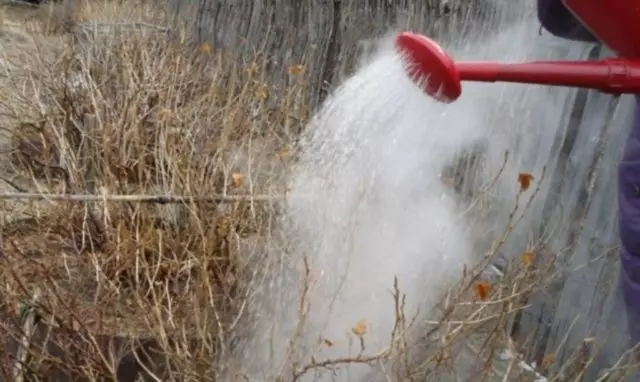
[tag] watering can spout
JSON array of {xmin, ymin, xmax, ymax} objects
[
  {"xmin": 457, "ymin": 60, "xmax": 640, "ymax": 92},
  {"xmin": 396, "ymin": 31, "xmax": 640, "ymax": 103}
]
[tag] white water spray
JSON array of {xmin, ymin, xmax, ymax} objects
[
  {"xmin": 282, "ymin": 40, "xmax": 477, "ymax": 378},
  {"xmin": 237, "ymin": 36, "xmax": 487, "ymax": 382},
  {"xmin": 236, "ymin": 11, "xmax": 595, "ymax": 381}
]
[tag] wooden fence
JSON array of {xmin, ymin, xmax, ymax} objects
[{"xmin": 163, "ymin": 0, "xmax": 518, "ymax": 108}]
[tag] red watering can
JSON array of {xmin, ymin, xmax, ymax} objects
[{"xmin": 396, "ymin": 0, "xmax": 640, "ymax": 103}]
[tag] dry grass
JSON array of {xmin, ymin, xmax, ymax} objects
[
  {"xmin": 0, "ymin": 1, "xmax": 304, "ymax": 379},
  {"xmin": 0, "ymin": 0, "xmax": 636, "ymax": 381}
]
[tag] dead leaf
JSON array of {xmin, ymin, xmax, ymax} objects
[
  {"xmin": 199, "ymin": 41, "xmax": 212, "ymax": 55},
  {"xmin": 255, "ymin": 84, "xmax": 269, "ymax": 100},
  {"xmin": 474, "ymin": 281, "xmax": 492, "ymax": 301},
  {"xmin": 246, "ymin": 63, "xmax": 260, "ymax": 76},
  {"xmin": 215, "ymin": 216, "xmax": 231, "ymax": 236},
  {"xmin": 158, "ymin": 108, "xmax": 172, "ymax": 118},
  {"xmin": 276, "ymin": 148, "xmax": 291, "ymax": 159},
  {"xmin": 288, "ymin": 64, "xmax": 305, "ymax": 76},
  {"xmin": 351, "ymin": 319, "xmax": 368, "ymax": 336},
  {"xmin": 518, "ymin": 172, "xmax": 534, "ymax": 192},
  {"xmin": 231, "ymin": 173, "xmax": 245, "ymax": 188},
  {"xmin": 522, "ymin": 251, "xmax": 536, "ymax": 267},
  {"xmin": 541, "ymin": 352, "xmax": 556, "ymax": 367}
]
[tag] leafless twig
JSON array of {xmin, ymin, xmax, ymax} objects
[{"xmin": 13, "ymin": 287, "xmax": 40, "ymax": 382}]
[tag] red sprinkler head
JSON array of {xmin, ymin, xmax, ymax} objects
[
  {"xmin": 396, "ymin": 32, "xmax": 461, "ymax": 103},
  {"xmin": 396, "ymin": 31, "xmax": 640, "ymax": 103}
]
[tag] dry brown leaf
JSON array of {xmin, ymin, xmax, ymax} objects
[
  {"xmin": 158, "ymin": 108, "xmax": 172, "ymax": 118},
  {"xmin": 522, "ymin": 251, "xmax": 536, "ymax": 267},
  {"xmin": 255, "ymin": 84, "xmax": 269, "ymax": 100},
  {"xmin": 199, "ymin": 41, "xmax": 212, "ymax": 55},
  {"xmin": 246, "ymin": 63, "xmax": 260, "ymax": 75},
  {"xmin": 541, "ymin": 352, "xmax": 556, "ymax": 367},
  {"xmin": 351, "ymin": 319, "xmax": 368, "ymax": 336},
  {"xmin": 474, "ymin": 281, "xmax": 492, "ymax": 301},
  {"xmin": 518, "ymin": 172, "xmax": 534, "ymax": 191},
  {"xmin": 276, "ymin": 148, "xmax": 291, "ymax": 159},
  {"xmin": 288, "ymin": 64, "xmax": 306, "ymax": 76},
  {"xmin": 231, "ymin": 173, "xmax": 245, "ymax": 188}
]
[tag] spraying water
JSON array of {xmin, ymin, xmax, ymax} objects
[
  {"xmin": 282, "ymin": 39, "xmax": 479, "ymax": 379},
  {"xmin": 232, "ymin": 5, "xmax": 634, "ymax": 381},
  {"xmin": 235, "ymin": 38, "xmax": 478, "ymax": 381}
]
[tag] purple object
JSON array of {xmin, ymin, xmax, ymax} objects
[
  {"xmin": 537, "ymin": 0, "xmax": 640, "ymax": 343},
  {"xmin": 620, "ymin": 101, "xmax": 640, "ymax": 343},
  {"xmin": 537, "ymin": 0, "xmax": 597, "ymax": 42}
]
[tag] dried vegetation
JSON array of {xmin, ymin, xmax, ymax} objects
[{"xmin": 0, "ymin": 0, "xmax": 636, "ymax": 381}]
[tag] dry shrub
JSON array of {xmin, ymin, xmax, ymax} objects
[{"xmin": 0, "ymin": 2, "xmax": 307, "ymax": 379}]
